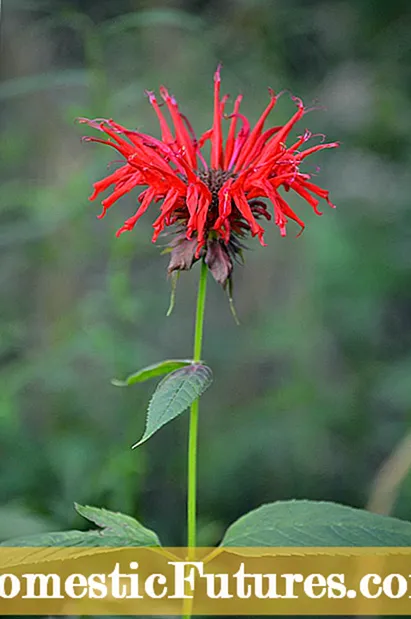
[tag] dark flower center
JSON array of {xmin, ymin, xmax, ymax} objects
[{"xmin": 198, "ymin": 169, "xmax": 235, "ymax": 210}]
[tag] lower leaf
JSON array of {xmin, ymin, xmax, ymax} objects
[
  {"xmin": 75, "ymin": 503, "xmax": 161, "ymax": 546},
  {"xmin": 1, "ymin": 504, "xmax": 162, "ymax": 551},
  {"xmin": 220, "ymin": 500, "xmax": 411, "ymax": 551}
]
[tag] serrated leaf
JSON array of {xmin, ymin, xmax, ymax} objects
[
  {"xmin": 0, "ymin": 530, "xmax": 125, "ymax": 548},
  {"xmin": 75, "ymin": 504, "xmax": 161, "ymax": 546},
  {"xmin": 1, "ymin": 505, "xmax": 161, "ymax": 553},
  {"xmin": 133, "ymin": 364, "xmax": 213, "ymax": 447},
  {"xmin": 0, "ymin": 530, "xmax": 156, "ymax": 570},
  {"xmin": 220, "ymin": 500, "xmax": 411, "ymax": 553},
  {"xmin": 111, "ymin": 359, "xmax": 194, "ymax": 386}
]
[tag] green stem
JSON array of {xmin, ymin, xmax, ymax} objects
[
  {"xmin": 187, "ymin": 259, "xmax": 208, "ymax": 551},
  {"xmin": 193, "ymin": 259, "xmax": 208, "ymax": 363},
  {"xmin": 183, "ymin": 260, "xmax": 207, "ymax": 619}
]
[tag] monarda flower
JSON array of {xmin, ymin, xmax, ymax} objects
[{"xmin": 80, "ymin": 67, "xmax": 338, "ymax": 286}]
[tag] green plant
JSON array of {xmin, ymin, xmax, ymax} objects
[{"xmin": 4, "ymin": 61, "xmax": 411, "ymax": 618}]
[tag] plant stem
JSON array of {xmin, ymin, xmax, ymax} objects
[
  {"xmin": 183, "ymin": 260, "xmax": 207, "ymax": 619},
  {"xmin": 187, "ymin": 260, "xmax": 208, "ymax": 552}
]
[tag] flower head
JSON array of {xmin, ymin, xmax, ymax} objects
[{"xmin": 80, "ymin": 66, "xmax": 338, "ymax": 285}]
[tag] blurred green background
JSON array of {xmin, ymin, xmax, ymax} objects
[{"xmin": 1, "ymin": 0, "xmax": 411, "ymax": 547}]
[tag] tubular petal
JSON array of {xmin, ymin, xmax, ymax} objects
[
  {"xmin": 146, "ymin": 91, "xmax": 175, "ymax": 144},
  {"xmin": 224, "ymin": 95, "xmax": 243, "ymax": 169},
  {"xmin": 300, "ymin": 180, "xmax": 335, "ymax": 207},
  {"xmin": 152, "ymin": 188, "xmax": 182, "ymax": 241},
  {"xmin": 160, "ymin": 87, "xmax": 197, "ymax": 169},
  {"xmin": 235, "ymin": 89, "xmax": 277, "ymax": 170},
  {"xmin": 89, "ymin": 164, "xmax": 135, "ymax": 200},
  {"xmin": 256, "ymin": 100, "xmax": 305, "ymax": 165},
  {"xmin": 116, "ymin": 188, "xmax": 156, "ymax": 236},
  {"xmin": 298, "ymin": 142, "xmax": 340, "ymax": 160},
  {"xmin": 291, "ymin": 181, "xmax": 322, "ymax": 215},
  {"xmin": 232, "ymin": 189, "xmax": 265, "ymax": 240},
  {"xmin": 211, "ymin": 64, "xmax": 223, "ymax": 169}
]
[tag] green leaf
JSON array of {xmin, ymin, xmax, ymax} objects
[
  {"xmin": 111, "ymin": 359, "xmax": 194, "ymax": 386},
  {"xmin": 220, "ymin": 500, "xmax": 411, "ymax": 551},
  {"xmin": 133, "ymin": 364, "xmax": 213, "ymax": 448},
  {"xmin": 0, "ymin": 531, "xmax": 150, "ymax": 570},
  {"xmin": 75, "ymin": 503, "xmax": 161, "ymax": 546},
  {"xmin": 1, "ymin": 505, "xmax": 161, "ymax": 550},
  {"xmin": 1, "ymin": 530, "xmax": 116, "ymax": 548}
]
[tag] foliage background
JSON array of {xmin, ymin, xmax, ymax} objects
[{"xmin": 1, "ymin": 0, "xmax": 411, "ymax": 549}]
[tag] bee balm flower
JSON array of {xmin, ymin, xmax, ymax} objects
[{"xmin": 80, "ymin": 67, "xmax": 338, "ymax": 286}]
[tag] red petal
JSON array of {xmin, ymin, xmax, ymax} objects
[
  {"xmin": 275, "ymin": 192, "xmax": 306, "ymax": 235},
  {"xmin": 89, "ymin": 164, "xmax": 134, "ymax": 201},
  {"xmin": 146, "ymin": 91, "xmax": 175, "ymax": 145},
  {"xmin": 227, "ymin": 112, "xmax": 251, "ymax": 170},
  {"xmin": 211, "ymin": 64, "xmax": 223, "ymax": 169},
  {"xmin": 194, "ymin": 191, "xmax": 212, "ymax": 256},
  {"xmin": 291, "ymin": 181, "xmax": 322, "ymax": 215},
  {"xmin": 260, "ymin": 179, "xmax": 305, "ymax": 234},
  {"xmin": 232, "ymin": 189, "xmax": 266, "ymax": 244},
  {"xmin": 235, "ymin": 89, "xmax": 277, "ymax": 170},
  {"xmin": 160, "ymin": 87, "xmax": 197, "ymax": 169},
  {"xmin": 152, "ymin": 188, "xmax": 182, "ymax": 242},
  {"xmin": 224, "ymin": 95, "xmax": 243, "ymax": 169},
  {"xmin": 299, "ymin": 180, "xmax": 335, "ymax": 208},
  {"xmin": 297, "ymin": 142, "xmax": 340, "ymax": 160},
  {"xmin": 116, "ymin": 188, "xmax": 156, "ymax": 236},
  {"xmin": 256, "ymin": 98, "xmax": 305, "ymax": 166},
  {"xmin": 100, "ymin": 175, "xmax": 142, "ymax": 212}
]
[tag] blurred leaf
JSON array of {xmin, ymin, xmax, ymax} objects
[
  {"xmin": 101, "ymin": 9, "xmax": 203, "ymax": 36},
  {"xmin": 197, "ymin": 518, "xmax": 225, "ymax": 547},
  {"xmin": 0, "ymin": 181, "xmax": 33, "ymax": 212},
  {"xmin": 11, "ymin": 0, "xmax": 53, "ymax": 9},
  {"xmin": 111, "ymin": 359, "xmax": 194, "ymax": 387},
  {"xmin": 0, "ymin": 70, "xmax": 89, "ymax": 100},
  {"xmin": 133, "ymin": 364, "xmax": 213, "ymax": 448},
  {"xmin": 220, "ymin": 501, "xmax": 411, "ymax": 550},
  {"xmin": 0, "ymin": 505, "xmax": 59, "ymax": 542},
  {"xmin": 375, "ymin": 357, "xmax": 411, "ymax": 409},
  {"xmin": 75, "ymin": 503, "xmax": 161, "ymax": 546}
]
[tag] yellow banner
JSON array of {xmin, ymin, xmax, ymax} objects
[{"xmin": 2, "ymin": 547, "xmax": 411, "ymax": 614}]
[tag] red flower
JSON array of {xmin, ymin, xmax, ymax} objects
[{"xmin": 80, "ymin": 67, "xmax": 338, "ymax": 285}]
